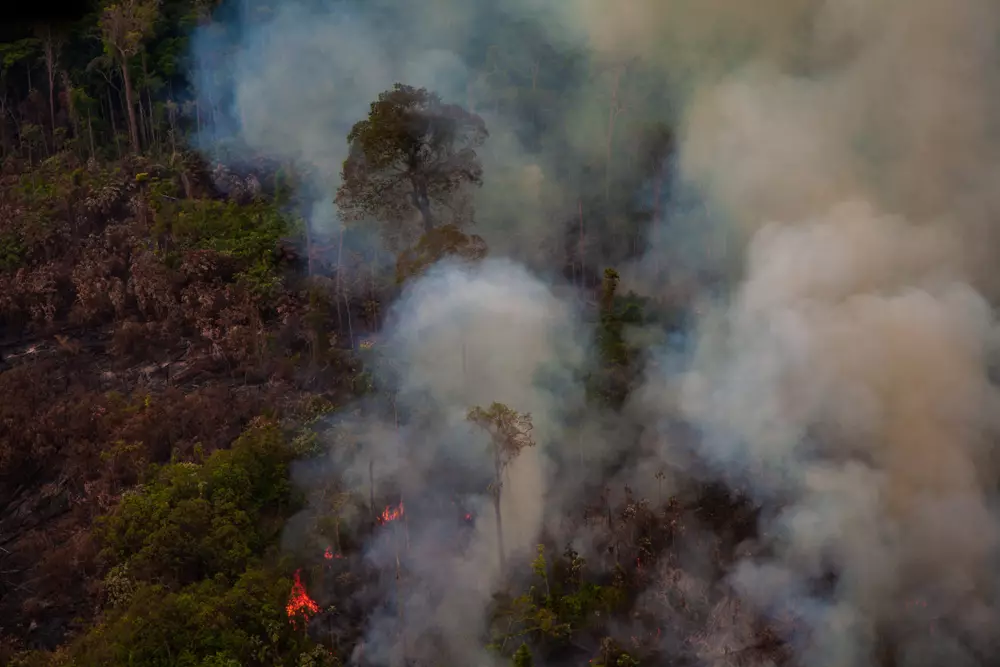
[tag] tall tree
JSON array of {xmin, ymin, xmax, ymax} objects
[
  {"xmin": 35, "ymin": 25, "xmax": 65, "ymax": 145},
  {"xmin": 467, "ymin": 402, "xmax": 535, "ymax": 576},
  {"xmin": 99, "ymin": 0, "xmax": 159, "ymax": 153},
  {"xmin": 336, "ymin": 84, "xmax": 488, "ymax": 244}
]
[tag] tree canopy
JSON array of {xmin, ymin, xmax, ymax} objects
[{"xmin": 335, "ymin": 84, "xmax": 488, "ymax": 246}]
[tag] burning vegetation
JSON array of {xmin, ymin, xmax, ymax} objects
[
  {"xmin": 2, "ymin": 0, "xmax": 1000, "ymax": 665},
  {"xmin": 286, "ymin": 569, "xmax": 321, "ymax": 629},
  {"xmin": 377, "ymin": 502, "xmax": 404, "ymax": 525}
]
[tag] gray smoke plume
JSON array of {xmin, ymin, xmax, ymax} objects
[
  {"xmin": 191, "ymin": 0, "xmax": 1000, "ymax": 665},
  {"xmin": 294, "ymin": 258, "xmax": 588, "ymax": 666},
  {"xmin": 616, "ymin": 0, "xmax": 1000, "ymax": 665}
]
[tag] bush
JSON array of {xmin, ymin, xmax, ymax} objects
[
  {"xmin": 153, "ymin": 198, "xmax": 298, "ymax": 272},
  {"xmin": 57, "ymin": 422, "xmax": 325, "ymax": 667},
  {"xmin": 97, "ymin": 422, "xmax": 297, "ymax": 586},
  {"xmin": 68, "ymin": 567, "xmax": 314, "ymax": 667}
]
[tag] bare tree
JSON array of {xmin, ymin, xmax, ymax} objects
[{"xmin": 467, "ymin": 402, "xmax": 535, "ymax": 576}]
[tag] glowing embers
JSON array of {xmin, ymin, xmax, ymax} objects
[
  {"xmin": 286, "ymin": 569, "xmax": 320, "ymax": 628},
  {"xmin": 324, "ymin": 547, "xmax": 343, "ymax": 560},
  {"xmin": 377, "ymin": 501, "xmax": 404, "ymax": 524}
]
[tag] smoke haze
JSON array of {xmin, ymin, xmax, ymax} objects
[{"xmin": 191, "ymin": 0, "xmax": 1000, "ymax": 665}]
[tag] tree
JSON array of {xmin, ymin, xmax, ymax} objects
[
  {"xmin": 589, "ymin": 268, "xmax": 646, "ymax": 409},
  {"xmin": 35, "ymin": 25, "xmax": 65, "ymax": 146},
  {"xmin": 99, "ymin": 0, "xmax": 159, "ymax": 153},
  {"xmin": 467, "ymin": 402, "xmax": 535, "ymax": 576},
  {"xmin": 336, "ymin": 84, "xmax": 489, "ymax": 244},
  {"xmin": 0, "ymin": 38, "xmax": 40, "ymax": 157},
  {"xmin": 394, "ymin": 223, "xmax": 488, "ymax": 284},
  {"xmin": 513, "ymin": 643, "xmax": 534, "ymax": 667}
]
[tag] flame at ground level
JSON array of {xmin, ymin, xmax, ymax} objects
[
  {"xmin": 378, "ymin": 501, "xmax": 404, "ymax": 524},
  {"xmin": 286, "ymin": 569, "xmax": 320, "ymax": 628}
]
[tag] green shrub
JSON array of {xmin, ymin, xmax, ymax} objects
[
  {"xmin": 60, "ymin": 422, "xmax": 326, "ymax": 666},
  {"xmin": 68, "ymin": 567, "xmax": 313, "ymax": 667},
  {"xmin": 97, "ymin": 423, "xmax": 297, "ymax": 586},
  {"xmin": 153, "ymin": 198, "xmax": 299, "ymax": 270}
]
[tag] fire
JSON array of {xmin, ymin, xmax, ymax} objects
[
  {"xmin": 464, "ymin": 512, "xmax": 473, "ymax": 521},
  {"xmin": 286, "ymin": 569, "xmax": 320, "ymax": 628},
  {"xmin": 323, "ymin": 547, "xmax": 342, "ymax": 560},
  {"xmin": 378, "ymin": 501, "xmax": 404, "ymax": 524}
]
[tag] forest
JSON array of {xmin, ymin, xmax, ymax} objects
[{"xmin": 2, "ymin": 0, "xmax": 1000, "ymax": 666}]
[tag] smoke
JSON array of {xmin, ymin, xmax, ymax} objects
[
  {"xmin": 189, "ymin": 0, "xmax": 1000, "ymax": 665},
  {"xmin": 645, "ymin": 0, "xmax": 1000, "ymax": 665},
  {"xmin": 190, "ymin": 0, "xmax": 568, "ymax": 265},
  {"xmin": 293, "ymin": 258, "xmax": 588, "ymax": 665}
]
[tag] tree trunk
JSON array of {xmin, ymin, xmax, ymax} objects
[
  {"xmin": 120, "ymin": 58, "xmax": 140, "ymax": 152},
  {"xmin": 336, "ymin": 226, "xmax": 344, "ymax": 330},
  {"xmin": 369, "ymin": 459, "xmax": 376, "ymax": 523},
  {"xmin": 578, "ymin": 199, "xmax": 585, "ymax": 288},
  {"xmin": 108, "ymin": 87, "xmax": 121, "ymax": 158},
  {"xmin": 493, "ymin": 444, "xmax": 506, "ymax": 576},
  {"xmin": 304, "ymin": 216, "xmax": 314, "ymax": 276},
  {"xmin": 143, "ymin": 53, "xmax": 156, "ymax": 153},
  {"xmin": 138, "ymin": 96, "xmax": 147, "ymax": 151},
  {"xmin": 605, "ymin": 67, "xmax": 624, "ymax": 205},
  {"xmin": 45, "ymin": 50, "xmax": 56, "ymax": 145},
  {"xmin": 344, "ymin": 291, "xmax": 354, "ymax": 348},
  {"xmin": 0, "ymin": 95, "xmax": 8, "ymax": 157},
  {"xmin": 652, "ymin": 165, "xmax": 663, "ymax": 278},
  {"xmin": 87, "ymin": 113, "xmax": 95, "ymax": 160},
  {"xmin": 369, "ymin": 254, "xmax": 378, "ymax": 329},
  {"xmin": 411, "ymin": 184, "xmax": 434, "ymax": 233}
]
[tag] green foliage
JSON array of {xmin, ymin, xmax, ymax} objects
[
  {"xmin": 587, "ymin": 267, "xmax": 648, "ymax": 408},
  {"xmin": 395, "ymin": 223, "xmax": 488, "ymax": 285},
  {"xmin": 57, "ymin": 422, "xmax": 329, "ymax": 666},
  {"xmin": 97, "ymin": 422, "xmax": 297, "ymax": 586},
  {"xmin": 0, "ymin": 232, "xmax": 26, "ymax": 271},
  {"xmin": 512, "ymin": 644, "xmax": 533, "ymax": 667},
  {"xmin": 69, "ymin": 566, "xmax": 313, "ymax": 667},
  {"xmin": 0, "ymin": 38, "xmax": 40, "ymax": 72},
  {"xmin": 491, "ymin": 545, "xmax": 623, "ymax": 657},
  {"xmin": 153, "ymin": 196, "xmax": 299, "ymax": 296},
  {"xmin": 155, "ymin": 198, "xmax": 292, "ymax": 261},
  {"xmin": 589, "ymin": 642, "xmax": 641, "ymax": 667},
  {"xmin": 99, "ymin": 0, "xmax": 160, "ymax": 61},
  {"xmin": 467, "ymin": 402, "xmax": 536, "ymax": 468},
  {"xmin": 336, "ymin": 83, "xmax": 488, "ymax": 238}
]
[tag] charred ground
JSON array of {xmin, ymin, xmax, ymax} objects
[{"xmin": 2, "ymin": 0, "xmax": 989, "ymax": 666}]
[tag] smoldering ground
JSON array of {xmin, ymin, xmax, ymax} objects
[
  {"xmin": 191, "ymin": 0, "xmax": 1000, "ymax": 665},
  {"xmin": 286, "ymin": 258, "xmax": 591, "ymax": 665}
]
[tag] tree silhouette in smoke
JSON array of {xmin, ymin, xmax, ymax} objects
[
  {"xmin": 467, "ymin": 401, "xmax": 535, "ymax": 576},
  {"xmin": 335, "ymin": 83, "xmax": 488, "ymax": 247}
]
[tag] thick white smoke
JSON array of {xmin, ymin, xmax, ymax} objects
[
  {"xmin": 637, "ymin": 0, "xmax": 1000, "ymax": 664},
  {"xmin": 309, "ymin": 258, "xmax": 588, "ymax": 666},
  {"xmin": 194, "ymin": 0, "xmax": 1000, "ymax": 664}
]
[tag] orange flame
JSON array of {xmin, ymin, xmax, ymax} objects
[
  {"xmin": 286, "ymin": 569, "xmax": 320, "ymax": 628},
  {"xmin": 323, "ymin": 547, "xmax": 342, "ymax": 560},
  {"xmin": 378, "ymin": 501, "xmax": 404, "ymax": 524}
]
